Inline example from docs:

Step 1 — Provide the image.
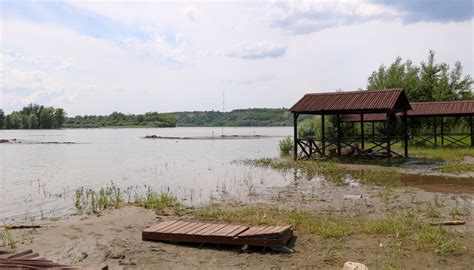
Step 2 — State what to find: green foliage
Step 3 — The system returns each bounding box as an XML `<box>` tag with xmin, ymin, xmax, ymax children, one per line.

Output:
<box><xmin>0</xmin><ymin>109</ymin><xmax>4</xmax><ymax>129</ymax></box>
<box><xmin>279</xmin><ymin>136</ymin><xmax>293</xmax><ymax>155</ymax></box>
<box><xmin>298</xmin><ymin>117</ymin><xmax>318</xmax><ymax>138</ymax></box>
<box><xmin>173</xmin><ymin>108</ymin><xmax>293</xmax><ymax>127</ymax></box>
<box><xmin>368</xmin><ymin>50</ymin><xmax>473</xmax><ymax>102</ymax></box>
<box><xmin>2</xmin><ymin>104</ymin><xmax>67</xmax><ymax>129</ymax></box>
<box><xmin>65</xmin><ymin>111</ymin><xmax>177</xmax><ymax>128</ymax></box>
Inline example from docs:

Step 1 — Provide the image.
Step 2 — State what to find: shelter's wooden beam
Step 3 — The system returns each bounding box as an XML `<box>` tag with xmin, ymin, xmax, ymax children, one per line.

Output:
<box><xmin>434</xmin><ymin>117</ymin><xmax>437</xmax><ymax>147</ymax></box>
<box><xmin>441</xmin><ymin>117</ymin><xmax>444</xmax><ymax>146</ymax></box>
<box><xmin>360</xmin><ymin>113</ymin><xmax>365</xmax><ymax>149</ymax></box>
<box><xmin>386</xmin><ymin>112</ymin><xmax>391</xmax><ymax>158</ymax></box>
<box><xmin>403</xmin><ymin>112</ymin><xmax>408</xmax><ymax>157</ymax></box>
<box><xmin>321</xmin><ymin>114</ymin><xmax>326</xmax><ymax>156</ymax></box>
<box><xmin>470</xmin><ymin>115</ymin><xmax>473</xmax><ymax>147</ymax></box>
<box><xmin>336</xmin><ymin>114</ymin><xmax>341</xmax><ymax>156</ymax></box>
<box><xmin>372</xmin><ymin>122</ymin><xmax>375</xmax><ymax>141</ymax></box>
<box><xmin>293</xmin><ymin>113</ymin><xmax>298</xmax><ymax>160</ymax></box>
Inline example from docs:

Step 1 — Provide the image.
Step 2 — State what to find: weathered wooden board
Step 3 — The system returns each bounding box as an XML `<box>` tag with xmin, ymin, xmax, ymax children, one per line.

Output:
<box><xmin>143</xmin><ymin>220</ymin><xmax>293</xmax><ymax>247</ymax></box>
<box><xmin>0</xmin><ymin>249</ymin><xmax>77</xmax><ymax>269</ymax></box>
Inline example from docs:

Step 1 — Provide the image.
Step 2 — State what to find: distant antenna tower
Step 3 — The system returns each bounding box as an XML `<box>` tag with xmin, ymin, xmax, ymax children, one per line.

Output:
<box><xmin>221</xmin><ymin>89</ymin><xmax>225</xmax><ymax>136</ymax></box>
<box><xmin>222</xmin><ymin>89</ymin><xmax>225</xmax><ymax>113</ymax></box>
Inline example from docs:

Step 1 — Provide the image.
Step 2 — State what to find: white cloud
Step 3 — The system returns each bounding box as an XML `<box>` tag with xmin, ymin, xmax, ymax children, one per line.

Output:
<box><xmin>1</xmin><ymin>2</ymin><xmax>472</xmax><ymax>115</ymax></box>
<box><xmin>270</xmin><ymin>0</ymin><xmax>402</xmax><ymax>34</ymax></box>
<box><xmin>182</xmin><ymin>5</ymin><xmax>200</xmax><ymax>23</ymax></box>
<box><xmin>225</xmin><ymin>41</ymin><xmax>287</xmax><ymax>59</ymax></box>
<box><xmin>122</xmin><ymin>35</ymin><xmax>189</xmax><ymax>66</ymax></box>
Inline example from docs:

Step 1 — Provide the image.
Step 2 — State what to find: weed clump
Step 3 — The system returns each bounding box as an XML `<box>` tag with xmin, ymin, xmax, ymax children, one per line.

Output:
<box><xmin>0</xmin><ymin>227</ymin><xmax>17</xmax><ymax>249</ymax></box>
<box><xmin>74</xmin><ymin>183</ymin><xmax>182</xmax><ymax>215</ymax></box>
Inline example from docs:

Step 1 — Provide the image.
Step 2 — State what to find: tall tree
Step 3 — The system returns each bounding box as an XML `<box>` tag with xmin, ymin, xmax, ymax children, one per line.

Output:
<box><xmin>0</xmin><ymin>109</ymin><xmax>5</xmax><ymax>129</ymax></box>
<box><xmin>368</xmin><ymin>50</ymin><xmax>473</xmax><ymax>101</ymax></box>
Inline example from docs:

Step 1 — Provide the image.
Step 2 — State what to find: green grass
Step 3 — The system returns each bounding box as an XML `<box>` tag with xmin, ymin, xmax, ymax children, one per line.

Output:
<box><xmin>439</xmin><ymin>163</ymin><xmax>474</xmax><ymax>174</ymax></box>
<box><xmin>74</xmin><ymin>182</ymin><xmax>123</xmax><ymax>214</ymax></box>
<box><xmin>246</xmin><ymin>157</ymin><xmax>400</xmax><ymax>187</ymax></box>
<box><xmin>407</xmin><ymin>146</ymin><xmax>474</xmax><ymax>163</ymax></box>
<box><xmin>194</xmin><ymin>205</ymin><xmax>458</xmax><ymax>254</ymax></box>
<box><xmin>134</xmin><ymin>186</ymin><xmax>182</xmax><ymax>214</ymax></box>
<box><xmin>74</xmin><ymin>183</ymin><xmax>182</xmax><ymax>215</ymax></box>
<box><xmin>0</xmin><ymin>227</ymin><xmax>17</xmax><ymax>249</ymax></box>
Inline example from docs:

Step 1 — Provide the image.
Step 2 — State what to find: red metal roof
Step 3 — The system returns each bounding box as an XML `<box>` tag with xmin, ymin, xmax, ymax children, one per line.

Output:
<box><xmin>341</xmin><ymin>113</ymin><xmax>387</xmax><ymax>122</ymax></box>
<box><xmin>408</xmin><ymin>100</ymin><xmax>474</xmax><ymax>117</ymax></box>
<box><xmin>289</xmin><ymin>89</ymin><xmax>410</xmax><ymax>114</ymax></box>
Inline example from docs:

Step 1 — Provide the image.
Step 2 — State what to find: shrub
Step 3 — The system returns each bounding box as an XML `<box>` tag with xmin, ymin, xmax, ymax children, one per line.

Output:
<box><xmin>279</xmin><ymin>136</ymin><xmax>293</xmax><ymax>155</ymax></box>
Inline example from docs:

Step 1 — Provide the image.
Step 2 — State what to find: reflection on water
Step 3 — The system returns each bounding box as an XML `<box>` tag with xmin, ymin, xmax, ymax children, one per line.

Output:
<box><xmin>0</xmin><ymin>127</ymin><xmax>292</xmax><ymax>221</ymax></box>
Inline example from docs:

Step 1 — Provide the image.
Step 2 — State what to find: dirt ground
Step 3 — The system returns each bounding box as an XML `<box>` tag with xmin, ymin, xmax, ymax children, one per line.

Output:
<box><xmin>5</xmin><ymin>177</ymin><xmax>474</xmax><ymax>269</ymax></box>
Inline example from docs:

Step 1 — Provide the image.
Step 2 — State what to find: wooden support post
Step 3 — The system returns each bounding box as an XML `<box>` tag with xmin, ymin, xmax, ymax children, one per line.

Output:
<box><xmin>470</xmin><ymin>115</ymin><xmax>473</xmax><ymax>147</ymax></box>
<box><xmin>434</xmin><ymin>117</ymin><xmax>437</xmax><ymax>147</ymax></box>
<box><xmin>403</xmin><ymin>112</ymin><xmax>408</xmax><ymax>157</ymax></box>
<box><xmin>293</xmin><ymin>113</ymin><xmax>298</xmax><ymax>160</ymax></box>
<box><xmin>360</xmin><ymin>113</ymin><xmax>365</xmax><ymax>149</ymax></box>
<box><xmin>321</xmin><ymin>114</ymin><xmax>326</xmax><ymax>156</ymax></box>
<box><xmin>336</xmin><ymin>114</ymin><xmax>341</xmax><ymax>156</ymax></box>
<box><xmin>372</xmin><ymin>122</ymin><xmax>375</xmax><ymax>141</ymax></box>
<box><xmin>386</xmin><ymin>113</ymin><xmax>391</xmax><ymax>158</ymax></box>
<box><xmin>441</xmin><ymin>117</ymin><xmax>444</xmax><ymax>146</ymax></box>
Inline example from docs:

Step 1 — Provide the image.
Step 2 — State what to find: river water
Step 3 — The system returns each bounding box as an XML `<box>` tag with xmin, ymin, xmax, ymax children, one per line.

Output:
<box><xmin>0</xmin><ymin>127</ymin><xmax>293</xmax><ymax>221</ymax></box>
<box><xmin>2</xmin><ymin>127</ymin><xmax>473</xmax><ymax>222</ymax></box>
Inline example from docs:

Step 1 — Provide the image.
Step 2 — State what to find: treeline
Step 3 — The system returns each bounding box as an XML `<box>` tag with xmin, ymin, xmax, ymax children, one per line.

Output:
<box><xmin>368</xmin><ymin>50</ymin><xmax>473</xmax><ymax>102</ymax></box>
<box><xmin>0</xmin><ymin>104</ymin><xmax>66</xmax><ymax>129</ymax></box>
<box><xmin>65</xmin><ymin>112</ymin><xmax>177</xmax><ymax>128</ymax></box>
<box><xmin>368</xmin><ymin>50</ymin><xmax>473</xmax><ymax>133</ymax></box>
<box><xmin>172</xmin><ymin>108</ymin><xmax>294</xmax><ymax>127</ymax></box>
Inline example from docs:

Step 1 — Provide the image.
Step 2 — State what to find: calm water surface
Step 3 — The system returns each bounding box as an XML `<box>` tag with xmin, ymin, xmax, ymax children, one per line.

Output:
<box><xmin>0</xmin><ymin>127</ymin><xmax>292</xmax><ymax>221</ymax></box>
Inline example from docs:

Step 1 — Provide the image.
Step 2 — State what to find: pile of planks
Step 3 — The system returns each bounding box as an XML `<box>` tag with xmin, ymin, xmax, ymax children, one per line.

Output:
<box><xmin>143</xmin><ymin>220</ymin><xmax>293</xmax><ymax>248</ymax></box>
<box><xmin>0</xmin><ymin>249</ymin><xmax>76</xmax><ymax>269</ymax></box>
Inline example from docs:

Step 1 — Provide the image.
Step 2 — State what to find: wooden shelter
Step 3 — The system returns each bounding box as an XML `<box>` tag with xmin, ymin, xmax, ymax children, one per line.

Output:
<box><xmin>341</xmin><ymin>100</ymin><xmax>474</xmax><ymax>148</ymax></box>
<box><xmin>289</xmin><ymin>89</ymin><xmax>411</xmax><ymax>159</ymax></box>
<box><xmin>407</xmin><ymin>101</ymin><xmax>474</xmax><ymax>147</ymax></box>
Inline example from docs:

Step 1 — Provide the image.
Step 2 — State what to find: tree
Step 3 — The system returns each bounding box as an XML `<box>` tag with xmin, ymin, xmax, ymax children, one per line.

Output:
<box><xmin>53</xmin><ymin>108</ymin><xmax>66</xmax><ymax>128</ymax></box>
<box><xmin>8</xmin><ymin>112</ymin><xmax>23</xmax><ymax>129</ymax></box>
<box><xmin>38</xmin><ymin>107</ymin><xmax>55</xmax><ymax>129</ymax></box>
<box><xmin>367</xmin><ymin>50</ymin><xmax>473</xmax><ymax>102</ymax></box>
<box><xmin>0</xmin><ymin>109</ymin><xmax>4</xmax><ymax>129</ymax></box>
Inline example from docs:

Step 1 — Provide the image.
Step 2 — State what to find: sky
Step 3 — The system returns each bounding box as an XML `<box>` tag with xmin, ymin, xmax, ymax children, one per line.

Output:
<box><xmin>1</xmin><ymin>0</ymin><xmax>473</xmax><ymax>116</ymax></box>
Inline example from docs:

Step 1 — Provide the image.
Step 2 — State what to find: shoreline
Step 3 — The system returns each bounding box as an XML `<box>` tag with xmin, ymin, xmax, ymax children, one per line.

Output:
<box><xmin>2</xmin><ymin>167</ymin><xmax>473</xmax><ymax>269</ymax></box>
<box><xmin>143</xmin><ymin>134</ymin><xmax>283</xmax><ymax>140</ymax></box>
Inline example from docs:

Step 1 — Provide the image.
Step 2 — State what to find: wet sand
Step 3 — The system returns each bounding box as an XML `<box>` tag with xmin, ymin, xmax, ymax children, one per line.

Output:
<box><xmin>5</xmin><ymin>179</ymin><xmax>474</xmax><ymax>269</ymax></box>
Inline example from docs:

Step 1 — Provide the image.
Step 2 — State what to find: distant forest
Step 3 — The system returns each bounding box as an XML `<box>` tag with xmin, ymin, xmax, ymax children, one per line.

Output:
<box><xmin>0</xmin><ymin>104</ymin><xmax>66</xmax><ymax>129</ymax></box>
<box><xmin>0</xmin><ymin>106</ymin><xmax>294</xmax><ymax>129</ymax></box>
<box><xmin>65</xmin><ymin>108</ymin><xmax>293</xmax><ymax>128</ymax></box>
<box><xmin>65</xmin><ymin>112</ymin><xmax>177</xmax><ymax>128</ymax></box>
<box><xmin>172</xmin><ymin>108</ymin><xmax>293</xmax><ymax>127</ymax></box>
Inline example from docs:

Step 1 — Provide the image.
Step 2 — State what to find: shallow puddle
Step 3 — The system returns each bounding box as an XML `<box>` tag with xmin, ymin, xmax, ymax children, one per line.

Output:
<box><xmin>400</xmin><ymin>173</ymin><xmax>474</xmax><ymax>194</ymax></box>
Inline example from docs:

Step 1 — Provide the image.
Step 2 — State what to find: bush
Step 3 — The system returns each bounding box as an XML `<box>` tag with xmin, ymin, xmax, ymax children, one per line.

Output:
<box><xmin>279</xmin><ymin>136</ymin><xmax>293</xmax><ymax>155</ymax></box>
